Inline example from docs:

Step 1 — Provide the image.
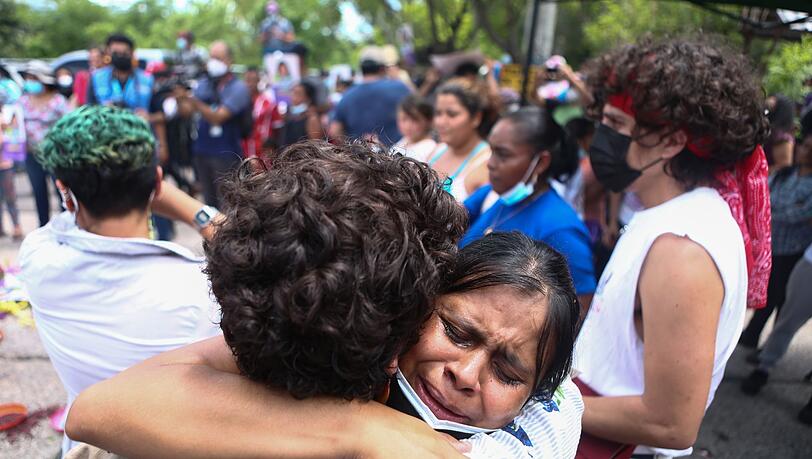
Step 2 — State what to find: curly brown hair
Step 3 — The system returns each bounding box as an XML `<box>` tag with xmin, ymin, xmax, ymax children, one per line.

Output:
<box><xmin>584</xmin><ymin>37</ymin><xmax>770</xmax><ymax>188</ymax></box>
<box><xmin>205</xmin><ymin>140</ymin><xmax>467</xmax><ymax>400</ymax></box>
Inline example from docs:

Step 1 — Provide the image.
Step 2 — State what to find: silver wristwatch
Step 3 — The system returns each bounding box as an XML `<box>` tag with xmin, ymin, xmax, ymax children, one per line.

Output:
<box><xmin>194</xmin><ymin>205</ymin><xmax>220</xmax><ymax>229</ymax></box>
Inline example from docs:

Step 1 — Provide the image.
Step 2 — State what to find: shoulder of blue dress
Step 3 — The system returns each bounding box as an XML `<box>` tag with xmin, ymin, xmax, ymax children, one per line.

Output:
<box><xmin>473</xmin><ymin>183</ymin><xmax>493</xmax><ymax>197</ymax></box>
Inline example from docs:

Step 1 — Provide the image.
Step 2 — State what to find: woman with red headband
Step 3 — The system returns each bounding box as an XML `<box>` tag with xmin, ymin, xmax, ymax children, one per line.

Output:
<box><xmin>572</xmin><ymin>38</ymin><xmax>770</xmax><ymax>458</ymax></box>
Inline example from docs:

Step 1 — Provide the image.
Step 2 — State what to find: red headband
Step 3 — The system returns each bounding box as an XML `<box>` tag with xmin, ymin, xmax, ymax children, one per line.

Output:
<box><xmin>608</xmin><ymin>92</ymin><xmax>719</xmax><ymax>159</ymax></box>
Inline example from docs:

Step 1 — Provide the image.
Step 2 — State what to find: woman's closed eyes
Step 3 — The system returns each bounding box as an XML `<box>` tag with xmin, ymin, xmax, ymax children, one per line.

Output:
<box><xmin>440</xmin><ymin>314</ymin><xmax>528</xmax><ymax>387</ymax></box>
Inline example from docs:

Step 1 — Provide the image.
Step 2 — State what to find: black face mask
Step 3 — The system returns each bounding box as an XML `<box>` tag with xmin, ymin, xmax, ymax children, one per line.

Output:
<box><xmin>57</xmin><ymin>85</ymin><xmax>73</xmax><ymax>98</ymax></box>
<box><xmin>589</xmin><ymin>124</ymin><xmax>662</xmax><ymax>193</ymax></box>
<box><xmin>111</xmin><ymin>53</ymin><xmax>133</xmax><ymax>72</ymax></box>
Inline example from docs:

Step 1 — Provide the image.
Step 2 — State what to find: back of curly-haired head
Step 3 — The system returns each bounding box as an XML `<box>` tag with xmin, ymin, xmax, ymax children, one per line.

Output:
<box><xmin>584</xmin><ymin>36</ymin><xmax>770</xmax><ymax>189</ymax></box>
<box><xmin>206</xmin><ymin>140</ymin><xmax>467</xmax><ymax>400</ymax></box>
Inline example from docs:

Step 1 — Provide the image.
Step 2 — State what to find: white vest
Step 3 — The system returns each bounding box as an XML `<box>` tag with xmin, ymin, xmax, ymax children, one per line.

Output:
<box><xmin>573</xmin><ymin>187</ymin><xmax>748</xmax><ymax>457</ymax></box>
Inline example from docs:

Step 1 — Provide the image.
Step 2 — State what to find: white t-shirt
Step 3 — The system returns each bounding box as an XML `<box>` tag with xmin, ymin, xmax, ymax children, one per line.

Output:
<box><xmin>465</xmin><ymin>377</ymin><xmax>583</xmax><ymax>459</ymax></box>
<box><xmin>20</xmin><ymin>212</ymin><xmax>221</xmax><ymax>457</ymax></box>
<box><xmin>573</xmin><ymin>187</ymin><xmax>747</xmax><ymax>457</ymax></box>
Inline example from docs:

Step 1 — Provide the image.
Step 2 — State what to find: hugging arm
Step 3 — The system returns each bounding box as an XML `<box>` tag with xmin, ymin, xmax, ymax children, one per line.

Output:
<box><xmin>66</xmin><ymin>336</ymin><xmax>465</xmax><ymax>459</ymax></box>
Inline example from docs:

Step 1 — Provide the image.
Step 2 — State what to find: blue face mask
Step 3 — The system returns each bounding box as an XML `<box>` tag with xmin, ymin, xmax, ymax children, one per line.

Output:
<box><xmin>499</xmin><ymin>154</ymin><xmax>541</xmax><ymax>206</ymax></box>
<box><xmin>289</xmin><ymin>103</ymin><xmax>308</xmax><ymax>115</ymax></box>
<box><xmin>24</xmin><ymin>80</ymin><xmax>44</xmax><ymax>95</ymax></box>
<box><xmin>177</xmin><ymin>38</ymin><xmax>187</xmax><ymax>50</ymax></box>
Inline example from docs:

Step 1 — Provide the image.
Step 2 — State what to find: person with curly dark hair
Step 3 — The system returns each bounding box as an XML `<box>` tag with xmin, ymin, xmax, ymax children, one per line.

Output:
<box><xmin>571</xmin><ymin>37</ymin><xmax>771</xmax><ymax>458</ymax></box>
<box><xmin>208</xmin><ymin>140</ymin><xmax>465</xmax><ymax>400</ymax></box>
<box><xmin>64</xmin><ymin>142</ymin><xmax>588</xmax><ymax>459</ymax></box>
<box><xmin>67</xmin><ymin>233</ymin><xmax>588</xmax><ymax>459</ymax></box>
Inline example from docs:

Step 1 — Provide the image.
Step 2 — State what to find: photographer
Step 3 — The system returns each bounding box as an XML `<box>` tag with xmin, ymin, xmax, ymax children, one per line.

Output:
<box><xmin>175</xmin><ymin>41</ymin><xmax>250</xmax><ymax>208</ymax></box>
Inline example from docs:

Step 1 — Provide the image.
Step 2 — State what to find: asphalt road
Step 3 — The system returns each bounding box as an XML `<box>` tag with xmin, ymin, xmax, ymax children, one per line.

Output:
<box><xmin>0</xmin><ymin>172</ymin><xmax>810</xmax><ymax>458</ymax></box>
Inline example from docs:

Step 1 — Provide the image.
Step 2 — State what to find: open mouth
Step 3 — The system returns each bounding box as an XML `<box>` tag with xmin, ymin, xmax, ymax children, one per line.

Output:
<box><xmin>415</xmin><ymin>377</ymin><xmax>469</xmax><ymax>424</ymax></box>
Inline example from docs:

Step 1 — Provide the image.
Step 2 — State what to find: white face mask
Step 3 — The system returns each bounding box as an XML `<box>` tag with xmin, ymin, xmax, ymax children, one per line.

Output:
<box><xmin>394</xmin><ymin>369</ymin><xmax>498</xmax><ymax>435</ymax></box>
<box><xmin>206</xmin><ymin>59</ymin><xmax>229</xmax><ymax>78</ymax></box>
<box><xmin>57</xmin><ymin>74</ymin><xmax>74</xmax><ymax>87</ymax></box>
<box><xmin>162</xmin><ymin>97</ymin><xmax>178</xmax><ymax>119</ymax></box>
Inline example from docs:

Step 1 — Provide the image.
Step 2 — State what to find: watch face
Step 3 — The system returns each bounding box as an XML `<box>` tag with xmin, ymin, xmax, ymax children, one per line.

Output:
<box><xmin>195</xmin><ymin>208</ymin><xmax>212</xmax><ymax>226</ymax></box>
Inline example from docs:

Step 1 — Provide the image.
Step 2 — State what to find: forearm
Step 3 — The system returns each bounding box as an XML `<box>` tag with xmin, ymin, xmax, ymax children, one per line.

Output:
<box><xmin>561</xmin><ymin>67</ymin><xmax>593</xmax><ymax>106</ymax></box>
<box><xmin>193</xmin><ymin>98</ymin><xmax>229</xmax><ymax>125</ymax></box>
<box><xmin>568</xmin><ymin>77</ymin><xmax>593</xmax><ymax>107</ymax></box>
<box><xmin>67</xmin><ymin>363</ymin><xmax>362</xmax><ymax>459</ymax></box>
<box><xmin>307</xmin><ymin>115</ymin><xmax>323</xmax><ymax>140</ymax></box>
<box><xmin>151</xmin><ymin>181</ymin><xmax>220</xmax><ymax>241</ymax></box>
<box><xmin>582</xmin><ymin>394</ymin><xmax>697</xmax><ymax>450</ymax></box>
<box><xmin>485</xmin><ymin>74</ymin><xmax>502</xmax><ymax>113</ymax></box>
<box><xmin>328</xmin><ymin>121</ymin><xmax>345</xmax><ymax>140</ymax></box>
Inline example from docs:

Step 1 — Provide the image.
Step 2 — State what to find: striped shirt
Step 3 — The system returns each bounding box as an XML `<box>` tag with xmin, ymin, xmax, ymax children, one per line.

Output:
<box><xmin>465</xmin><ymin>376</ymin><xmax>583</xmax><ymax>459</ymax></box>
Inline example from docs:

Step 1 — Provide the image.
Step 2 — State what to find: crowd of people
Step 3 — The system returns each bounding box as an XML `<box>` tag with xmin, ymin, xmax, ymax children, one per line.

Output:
<box><xmin>1</xmin><ymin>5</ymin><xmax>811</xmax><ymax>458</ymax></box>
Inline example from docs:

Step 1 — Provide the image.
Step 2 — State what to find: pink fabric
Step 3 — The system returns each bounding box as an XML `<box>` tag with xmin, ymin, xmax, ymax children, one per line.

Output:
<box><xmin>712</xmin><ymin>146</ymin><xmax>771</xmax><ymax>308</ymax></box>
<box><xmin>73</xmin><ymin>71</ymin><xmax>91</xmax><ymax>106</ymax></box>
<box><xmin>241</xmin><ymin>92</ymin><xmax>282</xmax><ymax>158</ymax></box>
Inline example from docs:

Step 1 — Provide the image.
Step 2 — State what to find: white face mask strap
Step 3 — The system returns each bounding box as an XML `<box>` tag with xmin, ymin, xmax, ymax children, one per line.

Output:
<box><xmin>394</xmin><ymin>369</ymin><xmax>498</xmax><ymax>435</ymax></box>
<box><xmin>523</xmin><ymin>153</ymin><xmax>542</xmax><ymax>186</ymax></box>
<box><xmin>62</xmin><ymin>189</ymin><xmax>79</xmax><ymax>213</ymax></box>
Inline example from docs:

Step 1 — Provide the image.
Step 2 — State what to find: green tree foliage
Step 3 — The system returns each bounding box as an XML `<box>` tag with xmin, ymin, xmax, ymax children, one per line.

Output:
<box><xmin>3</xmin><ymin>0</ymin><xmax>809</xmax><ymax>90</ymax></box>
<box><xmin>764</xmin><ymin>35</ymin><xmax>812</xmax><ymax>100</ymax></box>
<box><xmin>0</xmin><ymin>0</ymin><xmax>25</xmax><ymax>57</ymax></box>
<box><xmin>5</xmin><ymin>0</ymin><xmax>352</xmax><ymax>70</ymax></box>
<box><xmin>354</xmin><ymin>0</ymin><xmax>516</xmax><ymax>64</ymax></box>
<box><xmin>15</xmin><ymin>0</ymin><xmax>112</xmax><ymax>57</ymax></box>
<box><xmin>581</xmin><ymin>0</ymin><xmax>740</xmax><ymax>54</ymax></box>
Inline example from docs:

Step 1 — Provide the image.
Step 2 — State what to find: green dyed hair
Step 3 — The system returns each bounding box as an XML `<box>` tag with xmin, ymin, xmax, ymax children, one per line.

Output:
<box><xmin>38</xmin><ymin>105</ymin><xmax>155</xmax><ymax>173</ymax></box>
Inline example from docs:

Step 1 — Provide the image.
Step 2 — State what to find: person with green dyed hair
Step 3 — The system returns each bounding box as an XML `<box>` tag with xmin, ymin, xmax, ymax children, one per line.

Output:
<box><xmin>19</xmin><ymin>104</ymin><xmax>225</xmax><ymax>457</ymax></box>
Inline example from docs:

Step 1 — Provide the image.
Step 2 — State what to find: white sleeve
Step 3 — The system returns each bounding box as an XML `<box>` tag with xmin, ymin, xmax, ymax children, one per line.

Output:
<box><xmin>462</xmin><ymin>377</ymin><xmax>584</xmax><ymax>459</ymax></box>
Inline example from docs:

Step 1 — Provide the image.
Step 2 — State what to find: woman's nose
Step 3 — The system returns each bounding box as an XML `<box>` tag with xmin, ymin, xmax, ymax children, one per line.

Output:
<box><xmin>445</xmin><ymin>350</ymin><xmax>486</xmax><ymax>395</ymax></box>
<box><xmin>487</xmin><ymin>156</ymin><xmax>498</xmax><ymax>172</ymax></box>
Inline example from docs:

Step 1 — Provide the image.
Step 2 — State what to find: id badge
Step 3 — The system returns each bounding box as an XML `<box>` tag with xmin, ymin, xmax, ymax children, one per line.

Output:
<box><xmin>209</xmin><ymin>125</ymin><xmax>223</xmax><ymax>137</ymax></box>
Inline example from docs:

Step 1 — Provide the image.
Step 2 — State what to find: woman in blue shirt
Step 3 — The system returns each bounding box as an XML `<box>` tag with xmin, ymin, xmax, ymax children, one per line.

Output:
<box><xmin>461</xmin><ymin>106</ymin><xmax>596</xmax><ymax>311</ymax></box>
